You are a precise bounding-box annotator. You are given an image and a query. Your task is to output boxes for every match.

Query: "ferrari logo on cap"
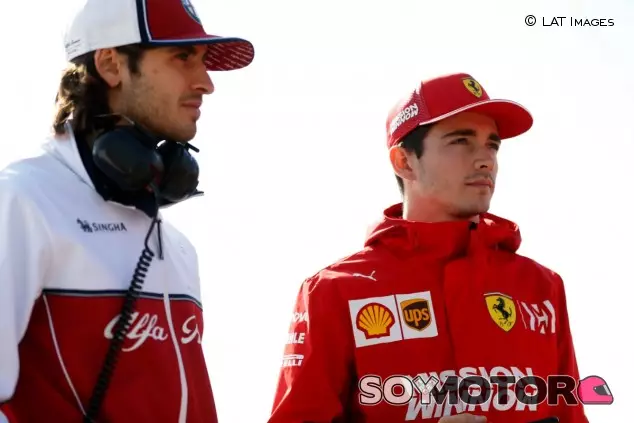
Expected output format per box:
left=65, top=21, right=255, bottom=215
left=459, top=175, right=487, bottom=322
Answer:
left=462, top=78, right=483, bottom=98
left=485, top=293, right=516, bottom=332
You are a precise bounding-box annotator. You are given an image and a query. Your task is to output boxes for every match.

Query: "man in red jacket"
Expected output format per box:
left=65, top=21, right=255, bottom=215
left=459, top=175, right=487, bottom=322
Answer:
left=268, top=73, right=589, bottom=423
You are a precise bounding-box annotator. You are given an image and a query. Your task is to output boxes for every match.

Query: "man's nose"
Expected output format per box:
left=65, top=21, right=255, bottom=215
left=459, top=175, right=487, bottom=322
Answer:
left=475, top=156, right=494, bottom=170
left=473, top=144, right=495, bottom=170
left=192, top=68, right=214, bottom=95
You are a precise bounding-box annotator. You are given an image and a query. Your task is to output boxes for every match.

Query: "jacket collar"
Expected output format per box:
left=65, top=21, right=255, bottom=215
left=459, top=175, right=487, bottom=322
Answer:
left=43, top=126, right=99, bottom=189
left=364, top=203, right=522, bottom=259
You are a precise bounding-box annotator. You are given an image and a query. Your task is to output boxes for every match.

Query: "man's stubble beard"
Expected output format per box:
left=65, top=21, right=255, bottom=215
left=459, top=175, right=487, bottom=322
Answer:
left=120, top=76, right=192, bottom=143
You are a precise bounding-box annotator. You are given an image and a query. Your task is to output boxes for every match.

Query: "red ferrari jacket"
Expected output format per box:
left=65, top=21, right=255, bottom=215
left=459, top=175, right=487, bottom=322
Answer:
left=269, top=203, right=588, bottom=423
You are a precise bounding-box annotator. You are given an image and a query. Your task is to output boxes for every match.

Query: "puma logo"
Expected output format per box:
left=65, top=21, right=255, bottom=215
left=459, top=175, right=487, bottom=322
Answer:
left=352, top=271, right=377, bottom=281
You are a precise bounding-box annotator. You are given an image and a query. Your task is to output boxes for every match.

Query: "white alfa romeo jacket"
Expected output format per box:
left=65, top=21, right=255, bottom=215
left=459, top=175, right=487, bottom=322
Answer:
left=0, top=128, right=217, bottom=422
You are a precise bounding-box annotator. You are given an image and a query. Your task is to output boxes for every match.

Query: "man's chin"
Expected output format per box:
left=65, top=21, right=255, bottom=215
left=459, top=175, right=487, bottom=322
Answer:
left=452, top=203, right=491, bottom=219
left=162, top=127, right=197, bottom=143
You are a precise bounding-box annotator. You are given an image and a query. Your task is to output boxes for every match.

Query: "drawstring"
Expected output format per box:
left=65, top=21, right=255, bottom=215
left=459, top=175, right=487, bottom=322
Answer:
left=149, top=192, right=164, bottom=261
left=157, top=218, right=163, bottom=260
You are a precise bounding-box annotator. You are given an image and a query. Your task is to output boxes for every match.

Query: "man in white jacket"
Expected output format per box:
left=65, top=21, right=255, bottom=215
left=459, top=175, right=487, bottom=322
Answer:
left=0, top=0, right=254, bottom=422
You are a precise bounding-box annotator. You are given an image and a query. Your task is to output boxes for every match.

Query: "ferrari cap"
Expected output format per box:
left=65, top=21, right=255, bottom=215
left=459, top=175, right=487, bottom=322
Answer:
left=385, top=73, right=533, bottom=148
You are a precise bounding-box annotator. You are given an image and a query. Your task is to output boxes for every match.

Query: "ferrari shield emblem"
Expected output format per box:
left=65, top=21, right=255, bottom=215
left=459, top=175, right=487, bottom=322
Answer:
left=462, top=78, right=483, bottom=98
left=485, top=293, right=516, bottom=332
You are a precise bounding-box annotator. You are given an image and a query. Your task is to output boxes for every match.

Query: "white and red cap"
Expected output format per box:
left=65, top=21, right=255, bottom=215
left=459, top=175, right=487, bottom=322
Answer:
left=385, top=73, right=533, bottom=148
left=63, top=0, right=254, bottom=71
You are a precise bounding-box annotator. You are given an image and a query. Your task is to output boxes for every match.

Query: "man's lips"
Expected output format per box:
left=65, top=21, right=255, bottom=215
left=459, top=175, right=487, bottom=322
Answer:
left=466, top=179, right=493, bottom=188
left=182, top=100, right=202, bottom=108
left=182, top=100, right=202, bottom=119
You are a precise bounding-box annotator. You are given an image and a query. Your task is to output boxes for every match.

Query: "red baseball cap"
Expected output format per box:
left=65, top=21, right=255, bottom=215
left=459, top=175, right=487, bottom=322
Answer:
left=63, top=0, right=254, bottom=71
left=385, top=73, right=533, bottom=148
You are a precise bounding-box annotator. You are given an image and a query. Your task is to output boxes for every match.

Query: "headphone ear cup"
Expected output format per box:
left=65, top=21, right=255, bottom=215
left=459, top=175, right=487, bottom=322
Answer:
left=92, top=127, right=164, bottom=192
left=155, top=141, right=199, bottom=202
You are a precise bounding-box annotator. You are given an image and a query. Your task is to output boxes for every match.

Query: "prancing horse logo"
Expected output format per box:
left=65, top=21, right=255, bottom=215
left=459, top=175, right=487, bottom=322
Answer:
left=485, top=293, right=516, bottom=332
left=462, top=77, right=483, bottom=98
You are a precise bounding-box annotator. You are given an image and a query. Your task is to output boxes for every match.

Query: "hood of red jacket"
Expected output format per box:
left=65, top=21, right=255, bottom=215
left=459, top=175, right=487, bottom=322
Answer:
left=364, top=203, right=522, bottom=258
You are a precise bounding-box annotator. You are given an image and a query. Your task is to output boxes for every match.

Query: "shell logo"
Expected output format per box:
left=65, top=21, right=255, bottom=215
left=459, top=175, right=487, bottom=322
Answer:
left=355, top=302, right=395, bottom=339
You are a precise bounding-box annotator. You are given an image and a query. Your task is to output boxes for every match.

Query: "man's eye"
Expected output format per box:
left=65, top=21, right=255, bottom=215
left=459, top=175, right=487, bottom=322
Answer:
left=489, top=143, right=501, bottom=151
left=451, top=138, right=468, bottom=144
left=176, top=53, right=190, bottom=61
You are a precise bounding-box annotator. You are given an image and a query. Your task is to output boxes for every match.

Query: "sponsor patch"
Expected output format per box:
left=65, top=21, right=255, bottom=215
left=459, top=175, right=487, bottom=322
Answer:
left=485, top=292, right=517, bottom=332
left=349, top=291, right=438, bottom=347
left=396, top=292, right=438, bottom=339
left=349, top=295, right=402, bottom=348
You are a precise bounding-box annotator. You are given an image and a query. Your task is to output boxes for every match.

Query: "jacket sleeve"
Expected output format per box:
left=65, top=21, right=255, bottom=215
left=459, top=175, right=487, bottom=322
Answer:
left=553, top=274, right=589, bottom=423
left=268, top=275, right=356, bottom=423
left=0, top=178, right=51, bottom=421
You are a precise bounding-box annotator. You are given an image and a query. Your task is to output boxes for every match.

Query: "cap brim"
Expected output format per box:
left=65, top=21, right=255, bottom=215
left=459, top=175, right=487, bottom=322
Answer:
left=146, top=36, right=254, bottom=71
left=420, top=99, right=533, bottom=140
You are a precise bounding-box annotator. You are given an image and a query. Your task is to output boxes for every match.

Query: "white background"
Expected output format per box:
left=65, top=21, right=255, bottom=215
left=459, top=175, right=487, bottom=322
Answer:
left=0, top=0, right=631, bottom=421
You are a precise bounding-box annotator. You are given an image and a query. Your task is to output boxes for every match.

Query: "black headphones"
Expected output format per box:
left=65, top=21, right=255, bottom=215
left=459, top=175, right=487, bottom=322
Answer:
left=91, top=120, right=200, bottom=204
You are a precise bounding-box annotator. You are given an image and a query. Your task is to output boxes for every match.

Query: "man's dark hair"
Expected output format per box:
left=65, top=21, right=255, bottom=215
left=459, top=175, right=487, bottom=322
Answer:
left=395, top=124, right=433, bottom=196
left=52, top=44, right=154, bottom=137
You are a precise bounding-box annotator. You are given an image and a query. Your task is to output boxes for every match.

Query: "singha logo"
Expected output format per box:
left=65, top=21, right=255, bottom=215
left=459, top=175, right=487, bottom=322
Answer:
left=76, top=219, right=93, bottom=233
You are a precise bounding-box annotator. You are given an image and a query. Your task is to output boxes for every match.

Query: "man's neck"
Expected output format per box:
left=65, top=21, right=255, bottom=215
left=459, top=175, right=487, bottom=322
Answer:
left=402, top=196, right=480, bottom=224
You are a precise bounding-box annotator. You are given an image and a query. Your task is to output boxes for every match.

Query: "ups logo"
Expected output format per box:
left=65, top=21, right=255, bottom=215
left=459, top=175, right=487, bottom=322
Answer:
left=400, top=298, right=432, bottom=331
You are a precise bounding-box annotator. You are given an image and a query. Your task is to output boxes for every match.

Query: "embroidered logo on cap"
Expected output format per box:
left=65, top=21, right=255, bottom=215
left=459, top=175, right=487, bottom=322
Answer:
left=462, top=77, right=483, bottom=98
left=182, top=0, right=202, bottom=24
left=389, top=103, right=419, bottom=136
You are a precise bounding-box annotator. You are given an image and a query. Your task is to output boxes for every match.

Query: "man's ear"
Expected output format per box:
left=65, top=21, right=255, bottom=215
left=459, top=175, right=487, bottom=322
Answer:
left=389, top=145, right=416, bottom=183
left=94, top=48, right=124, bottom=88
